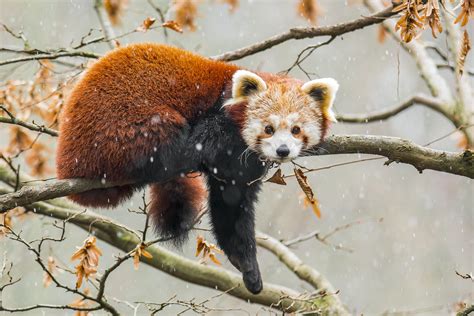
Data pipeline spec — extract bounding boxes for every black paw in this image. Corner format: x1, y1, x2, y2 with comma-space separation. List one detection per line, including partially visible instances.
243, 270, 263, 294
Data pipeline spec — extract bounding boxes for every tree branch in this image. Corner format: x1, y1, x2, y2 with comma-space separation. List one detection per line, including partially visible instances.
0, 134, 471, 213
336, 94, 451, 123
256, 232, 348, 315
0, 51, 99, 67
0, 190, 328, 314
0, 106, 59, 136
311, 135, 473, 178
0, 177, 133, 212
212, 6, 397, 62
457, 305, 474, 316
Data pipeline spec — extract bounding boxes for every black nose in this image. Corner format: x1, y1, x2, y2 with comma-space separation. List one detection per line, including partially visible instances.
276, 145, 290, 158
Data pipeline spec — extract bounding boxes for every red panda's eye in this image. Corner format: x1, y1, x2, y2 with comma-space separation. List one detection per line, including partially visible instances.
264, 125, 274, 135
291, 126, 301, 135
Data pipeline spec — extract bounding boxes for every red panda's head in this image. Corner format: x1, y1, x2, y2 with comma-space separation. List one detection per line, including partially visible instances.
224, 70, 339, 163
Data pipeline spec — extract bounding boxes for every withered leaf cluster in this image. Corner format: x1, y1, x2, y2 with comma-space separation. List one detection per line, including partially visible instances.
71, 236, 103, 288
454, 0, 474, 26
394, 0, 473, 43
131, 242, 153, 270
195, 235, 222, 265
0, 207, 26, 237
394, 0, 441, 42
1, 61, 70, 176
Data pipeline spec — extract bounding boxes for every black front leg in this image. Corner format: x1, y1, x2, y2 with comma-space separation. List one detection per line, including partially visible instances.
207, 176, 263, 294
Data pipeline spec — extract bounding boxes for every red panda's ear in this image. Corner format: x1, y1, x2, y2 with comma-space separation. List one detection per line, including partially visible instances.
231, 70, 267, 100
301, 78, 339, 122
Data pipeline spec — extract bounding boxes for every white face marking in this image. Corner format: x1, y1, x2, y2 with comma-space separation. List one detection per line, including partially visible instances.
260, 129, 303, 162
242, 113, 310, 163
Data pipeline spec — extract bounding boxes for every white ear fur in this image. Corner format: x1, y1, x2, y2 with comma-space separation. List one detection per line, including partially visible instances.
301, 78, 339, 122
231, 70, 267, 100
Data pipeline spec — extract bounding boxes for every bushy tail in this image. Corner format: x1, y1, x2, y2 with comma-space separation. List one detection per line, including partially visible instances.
68, 185, 137, 208
149, 174, 207, 245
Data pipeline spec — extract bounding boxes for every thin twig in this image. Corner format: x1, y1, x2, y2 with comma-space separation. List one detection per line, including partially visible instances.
212, 6, 397, 62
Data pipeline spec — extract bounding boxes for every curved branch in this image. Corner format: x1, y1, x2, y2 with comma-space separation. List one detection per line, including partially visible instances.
256, 232, 348, 315
0, 190, 327, 314
336, 94, 450, 123
212, 6, 396, 62
0, 177, 133, 212
0, 134, 472, 212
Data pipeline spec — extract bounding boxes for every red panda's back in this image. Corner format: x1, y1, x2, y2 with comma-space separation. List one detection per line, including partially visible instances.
57, 44, 239, 181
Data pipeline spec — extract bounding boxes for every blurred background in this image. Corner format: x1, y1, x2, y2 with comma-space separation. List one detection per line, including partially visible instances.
0, 0, 472, 315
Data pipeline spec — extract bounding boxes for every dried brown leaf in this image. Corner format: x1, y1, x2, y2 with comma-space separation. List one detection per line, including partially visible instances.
196, 235, 205, 257
195, 235, 222, 266
295, 168, 322, 218
0, 211, 13, 237
137, 17, 156, 32
131, 243, 153, 270
172, 0, 200, 32
162, 20, 183, 33
104, 0, 129, 25
458, 30, 471, 76
266, 168, 287, 185
209, 252, 221, 265
297, 0, 320, 25
454, 0, 474, 26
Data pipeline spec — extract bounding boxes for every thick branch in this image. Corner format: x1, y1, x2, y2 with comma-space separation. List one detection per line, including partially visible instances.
312, 135, 473, 178
0, 134, 472, 212
0, 191, 324, 314
0, 177, 133, 212
212, 6, 396, 62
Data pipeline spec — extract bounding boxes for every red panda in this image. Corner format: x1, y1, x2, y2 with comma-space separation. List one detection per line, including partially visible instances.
56, 43, 338, 294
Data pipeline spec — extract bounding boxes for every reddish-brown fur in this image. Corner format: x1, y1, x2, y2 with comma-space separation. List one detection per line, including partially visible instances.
149, 173, 207, 241
57, 43, 240, 209
57, 43, 332, 234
